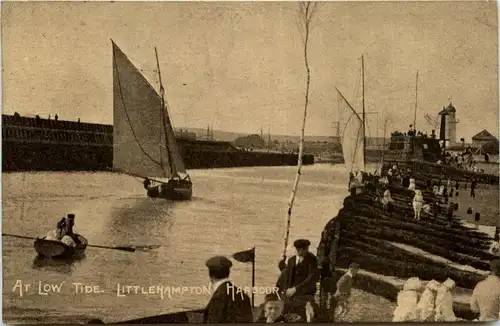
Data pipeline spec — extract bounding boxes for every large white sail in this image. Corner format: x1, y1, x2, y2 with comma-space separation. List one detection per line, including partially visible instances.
336, 88, 365, 174
112, 41, 181, 180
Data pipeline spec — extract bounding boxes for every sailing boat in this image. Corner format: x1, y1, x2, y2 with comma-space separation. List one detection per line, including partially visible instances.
112, 40, 193, 201
335, 55, 367, 191
336, 89, 365, 177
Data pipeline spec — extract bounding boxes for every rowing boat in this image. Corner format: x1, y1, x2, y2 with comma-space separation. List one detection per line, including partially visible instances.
34, 234, 88, 259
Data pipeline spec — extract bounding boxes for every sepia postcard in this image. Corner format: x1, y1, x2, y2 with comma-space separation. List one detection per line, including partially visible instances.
2, 0, 500, 323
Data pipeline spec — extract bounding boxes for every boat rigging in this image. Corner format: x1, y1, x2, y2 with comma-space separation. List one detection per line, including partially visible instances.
111, 40, 193, 201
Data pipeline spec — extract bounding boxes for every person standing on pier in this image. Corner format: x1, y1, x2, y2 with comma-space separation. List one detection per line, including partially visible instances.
470, 179, 477, 198
203, 256, 253, 323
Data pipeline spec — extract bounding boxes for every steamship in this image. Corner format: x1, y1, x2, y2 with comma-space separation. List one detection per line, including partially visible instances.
383, 102, 498, 183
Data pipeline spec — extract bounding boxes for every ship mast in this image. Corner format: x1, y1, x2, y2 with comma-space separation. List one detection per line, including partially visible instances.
381, 118, 389, 166
361, 54, 366, 171
413, 70, 418, 131
154, 47, 175, 178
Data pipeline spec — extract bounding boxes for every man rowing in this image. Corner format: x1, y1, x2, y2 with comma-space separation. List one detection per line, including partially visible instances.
45, 214, 78, 247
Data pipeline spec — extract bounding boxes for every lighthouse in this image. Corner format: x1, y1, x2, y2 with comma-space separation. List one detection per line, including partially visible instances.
438, 102, 458, 145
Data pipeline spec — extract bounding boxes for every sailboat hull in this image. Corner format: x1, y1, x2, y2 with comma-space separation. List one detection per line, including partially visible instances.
146, 181, 193, 201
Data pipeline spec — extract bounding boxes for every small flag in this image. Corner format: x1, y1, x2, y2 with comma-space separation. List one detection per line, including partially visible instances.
233, 247, 255, 263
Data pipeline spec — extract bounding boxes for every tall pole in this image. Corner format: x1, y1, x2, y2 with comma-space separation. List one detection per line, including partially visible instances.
154, 47, 173, 177
268, 125, 271, 152
413, 70, 418, 131
381, 119, 388, 165
361, 55, 366, 171
251, 248, 255, 307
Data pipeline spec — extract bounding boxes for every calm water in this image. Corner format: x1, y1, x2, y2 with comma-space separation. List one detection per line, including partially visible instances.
2, 164, 352, 323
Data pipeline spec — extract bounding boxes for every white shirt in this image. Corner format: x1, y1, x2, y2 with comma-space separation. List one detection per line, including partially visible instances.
295, 256, 304, 265
211, 278, 230, 294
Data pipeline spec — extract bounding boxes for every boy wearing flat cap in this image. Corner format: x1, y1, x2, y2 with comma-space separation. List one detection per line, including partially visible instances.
203, 256, 253, 323
277, 239, 318, 299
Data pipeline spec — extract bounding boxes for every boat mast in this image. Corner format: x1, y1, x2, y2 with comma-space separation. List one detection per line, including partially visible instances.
413, 70, 418, 131
154, 47, 175, 178
361, 54, 366, 171
381, 118, 388, 166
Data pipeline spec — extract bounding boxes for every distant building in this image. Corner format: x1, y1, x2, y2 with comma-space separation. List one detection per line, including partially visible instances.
472, 129, 498, 148
438, 102, 458, 144
234, 134, 264, 148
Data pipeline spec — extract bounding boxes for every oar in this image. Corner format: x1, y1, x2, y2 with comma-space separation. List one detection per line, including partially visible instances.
2, 233, 160, 252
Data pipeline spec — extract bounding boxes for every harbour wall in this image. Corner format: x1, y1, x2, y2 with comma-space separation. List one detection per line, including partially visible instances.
2, 141, 314, 172
2, 115, 314, 172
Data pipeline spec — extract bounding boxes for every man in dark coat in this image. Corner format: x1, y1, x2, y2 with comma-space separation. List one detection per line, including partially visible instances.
276, 239, 319, 321
203, 256, 253, 323
277, 239, 318, 298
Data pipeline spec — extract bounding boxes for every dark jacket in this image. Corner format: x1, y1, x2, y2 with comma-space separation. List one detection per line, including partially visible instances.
203, 281, 253, 323
277, 253, 318, 296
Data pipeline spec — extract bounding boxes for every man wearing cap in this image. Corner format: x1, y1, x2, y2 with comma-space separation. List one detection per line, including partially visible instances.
470, 259, 500, 321
277, 239, 318, 299
204, 256, 253, 323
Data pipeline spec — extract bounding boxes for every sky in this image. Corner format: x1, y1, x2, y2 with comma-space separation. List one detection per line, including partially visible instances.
1, 1, 498, 141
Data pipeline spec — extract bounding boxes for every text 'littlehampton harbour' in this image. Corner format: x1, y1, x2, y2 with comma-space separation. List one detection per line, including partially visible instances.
116, 283, 279, 300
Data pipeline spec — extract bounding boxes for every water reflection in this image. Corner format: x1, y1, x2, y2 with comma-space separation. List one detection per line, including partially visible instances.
107, 197, 175, 242
31, 254, 86, 275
